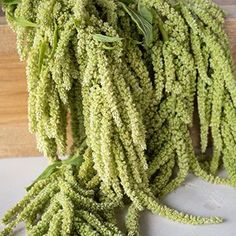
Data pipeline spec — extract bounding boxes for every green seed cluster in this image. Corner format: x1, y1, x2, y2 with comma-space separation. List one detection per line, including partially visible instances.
1, 0, 236, 235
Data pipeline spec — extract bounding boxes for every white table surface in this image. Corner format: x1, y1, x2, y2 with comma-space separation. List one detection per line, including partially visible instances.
0, 157, 236, 236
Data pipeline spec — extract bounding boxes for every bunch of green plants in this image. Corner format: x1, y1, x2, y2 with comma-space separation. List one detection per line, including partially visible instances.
1, 0, 236, 235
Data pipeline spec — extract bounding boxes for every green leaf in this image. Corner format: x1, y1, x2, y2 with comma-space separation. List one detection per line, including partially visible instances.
13, 17, 38, 27
154, 13, 169, 42
120, 2, 153, 47
138, 3, 153, 23
1, 0, 21, 5
7, 12, 38, 28
26, 162, 61, 191
49, 24, 58, 59
93, 34, 123, 43
26, 154, 84, 192
38, 41, 47, 72
63, 154, 84, 166
7, 11, 37, 27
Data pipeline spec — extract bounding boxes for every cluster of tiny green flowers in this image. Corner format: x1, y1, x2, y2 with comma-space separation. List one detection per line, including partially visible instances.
0, 150, 123, 236
1, 0, 236, 235
180, 0, 236, 180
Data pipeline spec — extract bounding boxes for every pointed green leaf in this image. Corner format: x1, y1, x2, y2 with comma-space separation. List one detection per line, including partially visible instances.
26, 161, 62, 191
93, 34, 123, 43
63, 154, 84, 167
138, 3, 153, 23
49, 24, 59, 59
1, 0, 21, 5
38, 41, 47, 72
14, 17, 38, 27
155, 13, 169, 42
120, 2, 153, 47
26, 155, 84, 191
